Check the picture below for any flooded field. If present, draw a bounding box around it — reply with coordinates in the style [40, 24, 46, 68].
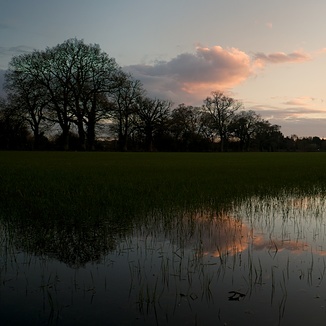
[2, 193, 326, 325]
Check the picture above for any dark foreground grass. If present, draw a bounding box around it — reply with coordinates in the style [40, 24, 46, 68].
[1, 151, 326, 222]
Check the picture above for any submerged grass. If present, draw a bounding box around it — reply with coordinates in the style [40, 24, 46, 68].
[1, 151, 326, 222]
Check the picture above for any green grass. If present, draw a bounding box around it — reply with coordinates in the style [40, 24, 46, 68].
[1, 151, 326, 222]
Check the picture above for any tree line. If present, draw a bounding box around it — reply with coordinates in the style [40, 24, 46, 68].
[0, 38, 324, 152]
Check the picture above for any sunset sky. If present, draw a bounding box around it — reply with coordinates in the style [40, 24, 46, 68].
[1, 0, 326, 137]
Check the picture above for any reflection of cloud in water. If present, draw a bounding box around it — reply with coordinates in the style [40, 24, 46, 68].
[196, 214, 250, 257]
[253, 236, 308, 254]
[193, 213, 308, 258]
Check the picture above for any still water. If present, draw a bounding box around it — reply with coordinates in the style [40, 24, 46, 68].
[1, 195, 326, 325]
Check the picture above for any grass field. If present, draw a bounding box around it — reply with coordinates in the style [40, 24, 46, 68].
[1, 151, 326, 222]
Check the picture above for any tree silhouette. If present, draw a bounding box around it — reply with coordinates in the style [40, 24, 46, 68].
[134, 97, 172, 151]
[230, 110, 261, 151]
[2, 40, 295, 152]
[5, 68, 50, 149]
[6, 39, 121, 150]
[110, 73, 144, 151]
[203, 91, 242, 152]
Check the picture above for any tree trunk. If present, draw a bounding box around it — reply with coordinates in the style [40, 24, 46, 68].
[62, 126, 70, 151]
[77, 119, 86, 151]
[86, 122, 96, 151]
[32, 125, 40, 150]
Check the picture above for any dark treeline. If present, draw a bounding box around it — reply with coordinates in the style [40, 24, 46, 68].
[0, 38, 323, 152]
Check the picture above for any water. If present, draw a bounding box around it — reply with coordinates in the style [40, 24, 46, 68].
[1, 194, 326, 325]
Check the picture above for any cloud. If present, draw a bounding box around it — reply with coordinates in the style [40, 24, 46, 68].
[279, 118, 326, 138]
[0, 23, 11, 30]
[266, 22, 273, 29]
[246, 100, 326, 137]
[125, 45, 252, 104]
[0, 46, 34, 69]
[283, 97, 316, 107]
[0, 45, 34, 56]
[124, 45, 316, 105]
[254, 51, 311, 67]
[251, 101, 325, 118]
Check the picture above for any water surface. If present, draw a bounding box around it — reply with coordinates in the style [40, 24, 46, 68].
[1, 194, 326, 325]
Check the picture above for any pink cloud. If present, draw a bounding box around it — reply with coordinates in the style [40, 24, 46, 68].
[134, 46, 252, 86]
[266, 22, 273, 29]
[254, 51, 311, 67]
[182, 46, 252, 92]
[125, 45, 252, 104]
[283, 97, 315, 107]
[124, 46, 317, 105]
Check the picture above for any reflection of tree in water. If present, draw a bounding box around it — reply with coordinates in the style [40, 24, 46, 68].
[4, 217, 133, 268]
[3, 200, 315, 268]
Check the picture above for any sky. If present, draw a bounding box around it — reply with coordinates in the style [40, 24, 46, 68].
[1, 0, 326, 137]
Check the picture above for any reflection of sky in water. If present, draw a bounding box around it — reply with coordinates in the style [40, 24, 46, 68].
[2, 195, 326, 325]
[241, 196, 326, 256]
[159, 195, 326, 325]
[183, 195, 326, 260]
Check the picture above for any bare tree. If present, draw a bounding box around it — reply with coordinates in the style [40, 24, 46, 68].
[254, 120, 283, 152]
[0, 97, 30, 149]
[134, 97, 172, 151]
[169, 104, 205, 150]
[6, 39, 121, 150]
[203, 91, 241, 151]
[110, 73, 144, 151]
[45, 39, 121, 150]
[5, 68, 50, 149]
[230, 110, 261, 151]
[7, 49, 73, 149]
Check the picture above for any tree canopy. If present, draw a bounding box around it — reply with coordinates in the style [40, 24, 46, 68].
[5, 39, 122, 150]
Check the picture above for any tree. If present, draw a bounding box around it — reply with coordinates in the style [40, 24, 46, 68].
[254, 120, 283, 151]
[134, 97, 172, 151]
[5, 68, 50, 150]
[6, 50, 72, 150]
[0, 97, 30, 149]
[110, 73, 144, 151]
[202, 91, 242, 151]
[6, 39, 121, 150]
[230, 110, 261, 151]
[169, 104, 207, 151]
